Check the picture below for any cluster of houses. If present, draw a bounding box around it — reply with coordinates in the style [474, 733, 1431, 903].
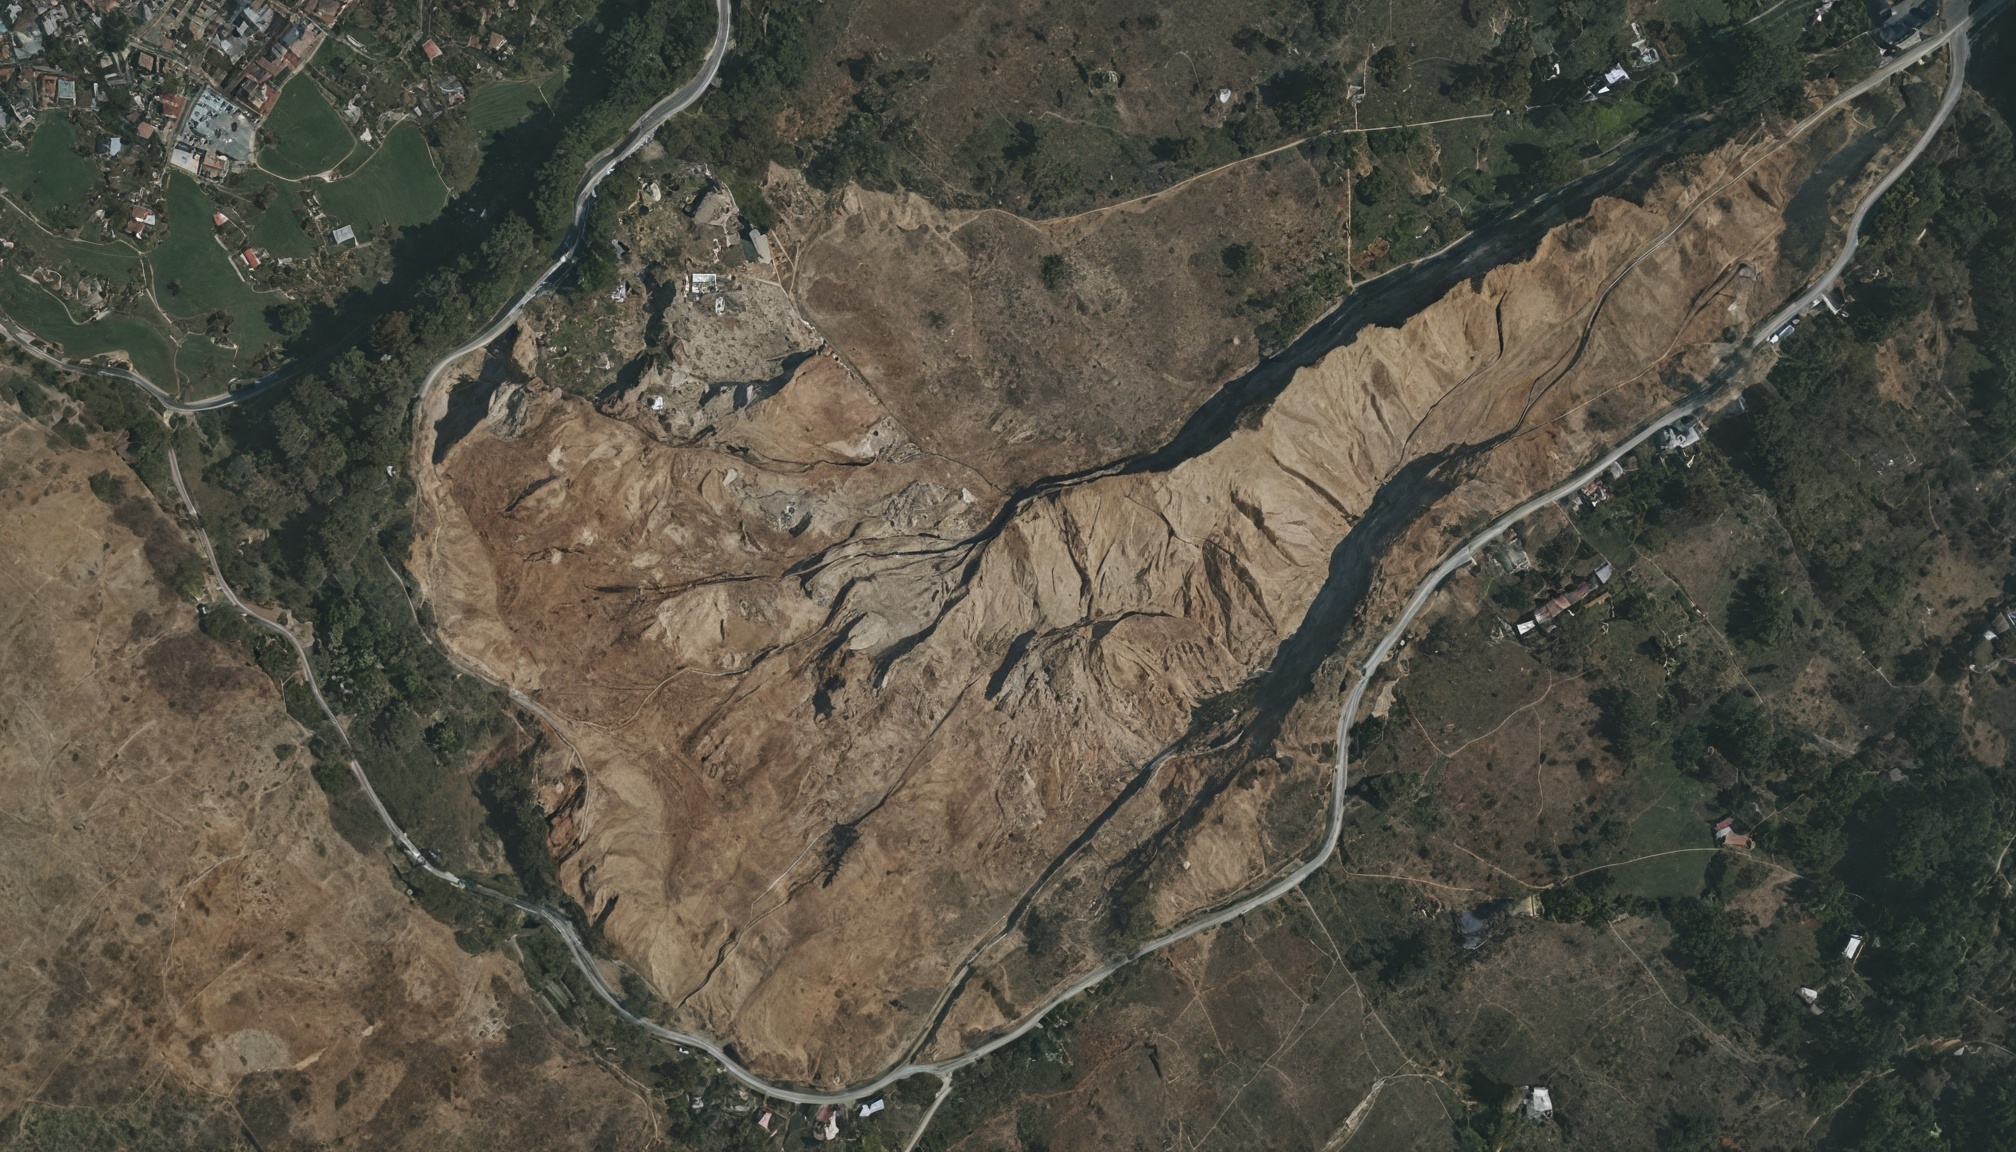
[1582, 24, 1662, 100]
[3, 0, 89, 63]
[0, 0, 353, 187]
[745, 1097, 883, 1141]
[1514, 560, 1615, 636]
[1875, 0, 1939, 49]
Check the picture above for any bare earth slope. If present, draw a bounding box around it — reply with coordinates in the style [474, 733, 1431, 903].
[413, 137, 1801, 1086]
[788, 160, 1342, 486]
[0, 411, 660, 1148]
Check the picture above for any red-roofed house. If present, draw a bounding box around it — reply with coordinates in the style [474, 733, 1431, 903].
[421, 38, 442, 61]
[213, 212, 229, 227]
[241, 248, 261, 269]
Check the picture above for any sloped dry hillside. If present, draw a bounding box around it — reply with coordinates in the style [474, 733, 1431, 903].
[412, 135, 1802, 1086]
[0, 411, 660, 1149]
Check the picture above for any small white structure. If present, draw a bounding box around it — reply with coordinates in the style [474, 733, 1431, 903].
[648, 394, 665, 411]
[814, 1103, 840, 1141]
[688, 272, 719, 294]
[1630, 23, 1661, 66]
[1589, 64, 1631, 97]
[1217, 87, 1232, 104]
[858, 1098, 885, 1118]
[330, 224, 356, 245]
[747, 227, 771, 263]
[1656, 418, 1702, 451]
[1843, 934, 1865, 960]
[1798, 986, 1821, 1005]
[1523, 1086, 1554, 1121]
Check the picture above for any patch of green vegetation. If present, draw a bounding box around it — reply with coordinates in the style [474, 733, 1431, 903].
[467, 79, 545, 133]
[244, 184, 318, 260]
[1604, 843, 1712, 899]
[154, 175, 274, 317]
[0, 118, 101, 230]
[0, 273, 177, 387]
[314, 122, 451, 235]
[1, 1093, 252, 1151]
[258, 80, 355, 179]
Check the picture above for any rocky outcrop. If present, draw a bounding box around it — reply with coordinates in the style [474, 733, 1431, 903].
[412, 140, 1802, 1085]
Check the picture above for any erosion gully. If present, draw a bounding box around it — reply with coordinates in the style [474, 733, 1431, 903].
[11, 3, 1985, 1131]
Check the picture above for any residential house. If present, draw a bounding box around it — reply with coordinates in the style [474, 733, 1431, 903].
[1656, 416, 1702, 450]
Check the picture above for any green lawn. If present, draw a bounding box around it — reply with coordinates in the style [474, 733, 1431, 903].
[259, 80, 354, 179]
[154, 175, 275, 316]
[315, 122, 449, 235]
[246, 184, 318, 259]
[0, 119, 101, 227]
[1605, 762, 1714, 898]
[172, 303, 281, 384]
[0, 273, 178, 389]
[467, 80, 544, 133]
[1606, 850, 1714, 899]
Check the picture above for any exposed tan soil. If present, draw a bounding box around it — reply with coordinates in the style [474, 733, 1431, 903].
[412, 135, 1809, 1087]
[0, 412, 661, 1149]
[784, 156, 1348, 487]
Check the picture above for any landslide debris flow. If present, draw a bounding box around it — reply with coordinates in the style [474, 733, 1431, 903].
[414, 135, 1815, 1084]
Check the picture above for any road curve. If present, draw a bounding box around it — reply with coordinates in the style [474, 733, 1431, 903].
[1754, 0, 1982, 342]
[124, 0, 1993, 1113]
[415, 0, 734, 405]
[0, 309, 297, 411]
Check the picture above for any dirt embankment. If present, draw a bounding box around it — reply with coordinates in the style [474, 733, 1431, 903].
[411, 136, 1802, 1086]
[0, 413, 662, 1148]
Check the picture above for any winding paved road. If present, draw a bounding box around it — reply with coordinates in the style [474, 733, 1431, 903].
[415, 0, 734, 404]
[29, 0, 1999, 1122]
[1755, 0, 1984, 341]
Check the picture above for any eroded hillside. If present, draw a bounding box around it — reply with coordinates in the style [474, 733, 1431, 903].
[412, 128, 1812, 1085]
[0, 410, 661, 1149]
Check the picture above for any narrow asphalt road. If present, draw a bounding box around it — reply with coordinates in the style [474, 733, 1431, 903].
[73, 0, 2000, 1118]
[1754, 0, 1984, 341]
[415, 0, 734, 405]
